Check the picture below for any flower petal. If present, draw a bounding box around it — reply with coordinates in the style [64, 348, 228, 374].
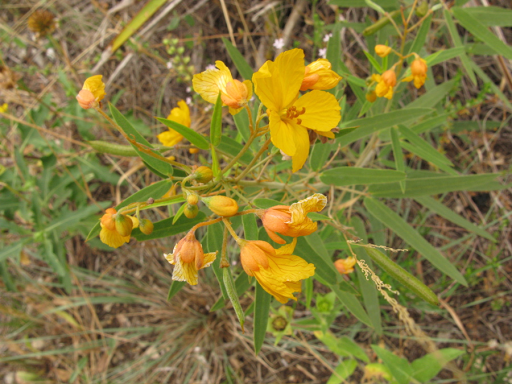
[99, 226, 130, 248]
[82, 75, 106, 102]
[294, 90, 341, 132]
[200, 252, 218, 269]
[171, 255, 199, 285]
[267, 253, 315, 283]
[193, 61, 233, 104]
[168, 100, 191, 127]
[290, 124, 310, 172]
[269, 111, 297, 156]
[157, 130, 183, 147]
[287, 193, 326, 236]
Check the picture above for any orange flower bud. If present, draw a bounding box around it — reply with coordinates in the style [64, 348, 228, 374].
[189, 147, 200, 154]
[114, 214, 133, 237]
[411, 58, 427, 77]
[240, 240, 273, 276]
[139, 219, 154, 235]
[184, 203, 199, 219]
[381, 69, 397, 87]
[194, 166, 213, 183]
[366, 91, 377, 103]
[375, 45, 392, 58]
[173, 231, 204, 270]
[187, 194, 199, 205]
[221, 79, 249, 109]
[202, 195, 238, 217]
[100, 208, 117, 231]
[334, 257, 356, 275]
[76, 89, 97, 109]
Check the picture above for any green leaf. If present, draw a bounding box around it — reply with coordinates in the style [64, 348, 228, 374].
[337, 109, 431, 147]
[210, 93, 223, 147]
[338, 337, 370, 362]
[331, 285, 373, 328]
[242, 211, 258, 240]
[405, 79, 456, 109]
[411, 113, 450, 134]
[329, 0, 398, 7]
[414, 196, 495, 242]
[295, 235, 338, 286]
[409, 14, 432, 55]
[452, 7, 512, 60]
[470, 60, 512, 111]
[463, 6, 512, 27]
[369, 173, 500, 197]
[253, 198, 282, 209]
[364, 247, 439, 306]
[327, 359, 358, 384]
[321, 167, 406, 186]
[254, 282, 271, 354]
[0, 241, 24, 263]
[364, 197, 467, 286]
[351, 217, 382, 334]
[167, 281, 186, 301]
[390, 127, 406, 193]
[132, 212, 205, 241]
[364, 51, 382, 73]
[372, 345, 413, 384]
[223, 267, 245, 331]
[110, 104, 172, 176]
[111, 0, 167, 52]
[171, 202, 187, 224]
[444, 10, 477, 84]
[310, 143, 332, 172]
[411, 348, 466, 382]
[326, 24, 342, 75]
[221, 38, 253, 80]
[156, 117, 210, 150]
[207, 222, 228, 300]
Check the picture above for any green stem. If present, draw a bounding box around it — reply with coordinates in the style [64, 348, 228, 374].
[235, 137, 271, 182]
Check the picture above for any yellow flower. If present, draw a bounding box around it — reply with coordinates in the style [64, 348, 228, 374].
[372, 69, 396, 100]
[403, 58, 427, 89]
[164, 231, 217, 285]
[99, 208, 138, 248]
[240, 238, 315, 303]
[192, 61, 252, 115]
[252, 49, 341, 172]
[76, 75, 106, 109]
[374, 44, 392, 58]
[300, 59, 342, 91]
[334, 257, 357, 274]
[157, 100, 190, 147]
[0, 103, 7, 113]
[258, 193, 327, 244]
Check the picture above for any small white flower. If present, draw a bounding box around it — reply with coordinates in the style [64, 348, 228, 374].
[186, 86, 191, 93]
[273, 38, 285, 50]
[46, 47, 55, 60]
[323, 33, 332, 42]
[318, 48, 327, 59]
[204, 104, 213, 112]
[166, 61, 173, 69]
[186, 97, 192, 105]
[205, 64, 216, 71]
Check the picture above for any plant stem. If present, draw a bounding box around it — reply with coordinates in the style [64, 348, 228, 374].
[235, 137, 271, 182]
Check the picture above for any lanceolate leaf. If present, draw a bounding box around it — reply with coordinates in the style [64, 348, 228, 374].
[157, 118, 210, 150]
[210, 93, 223, 147]
[221, 38, 253, 80]
[321, 167, 406, 186]
[364, 197, 467, 286]
[254, 282, 271, 354]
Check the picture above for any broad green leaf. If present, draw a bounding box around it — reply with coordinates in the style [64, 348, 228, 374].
[320, 167, 406, 186]
[444, 10, 477, 84]
[223, 267, 245, 331]
[372, 345, 413, 384]
[405, 79, 456, 109]
[132, 212, 205, 241]
[242, 210, 258, 240]
[463, 6, 512, 27]
[207, 222, 228, 300]
[157, 117, 210, 150]
[167, 281, 186, 301]
[210, 93, 223, 147]
[296, 235, 338, 285]
[110, 104, 172, 177]
[216, 135, 253, 165]
[364, 197, 467, 286]
[222, 38, 253, 80]
[415, 196, 495, 242]
[111, 0, 167, 52]
[331, 285, 373, 328]
[310, 143, 332, 171]
[409, 14, 432, 54]
[337, 109, 431, 148]
[369, 173, 500, 197]
[412, 348, 466, 382]
[327, 359, 358, 384]
[390, 127, 406, 193]
[233, 107, 250, 142]
[254, 282, 271, 354]
[254, 198, 282, 209]
[351, 217, 382, 334]
[452, 7, 512, 60]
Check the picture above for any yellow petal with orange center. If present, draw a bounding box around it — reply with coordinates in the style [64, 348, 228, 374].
[193, 61, 233, 104]
[82, 75, 106, 102]
[269, 110, 297, 156]
[293, 90, 341, 132]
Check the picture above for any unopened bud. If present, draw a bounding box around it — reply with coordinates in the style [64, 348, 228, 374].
[381, 69, 397, 87]
[221, 79, 249, 109]
[184, 203, 199, 219]
[189, 148, 200, 154]
[100, 208, 117, 230]
[374, 45, 392, 58]
[174, 231, 204, 269]
[187, 194, 199, 205]
[194, 166, 213, 183]
[115, 214, 133, 237]
[416, 1, 429, 17]
[76, 89, 97, 109]
[202, 195, 238, 217]
[139, 219, 154, 235]
[366, 91, 377, 103]
[411, 58, 428, 77]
